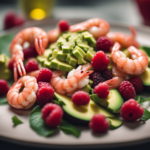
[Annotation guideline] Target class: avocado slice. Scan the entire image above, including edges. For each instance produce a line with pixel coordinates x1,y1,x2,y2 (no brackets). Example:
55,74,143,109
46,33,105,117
105,52,113,70
56,51,68,62
37,56,47,66
49,42,57,50
48,49,59,61
44,49,52,58
78,57,87,65
0,54,6,64
66,54,77,67
72,46,86,58
85,49,96,62
82,84,92,93
54,93,122,128
82,31,96,45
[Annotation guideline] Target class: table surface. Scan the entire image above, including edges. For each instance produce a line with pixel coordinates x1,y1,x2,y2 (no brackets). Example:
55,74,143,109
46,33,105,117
0,0,150,149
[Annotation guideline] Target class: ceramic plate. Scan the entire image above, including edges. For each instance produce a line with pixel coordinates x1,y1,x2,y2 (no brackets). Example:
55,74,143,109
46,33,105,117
0,19,150,149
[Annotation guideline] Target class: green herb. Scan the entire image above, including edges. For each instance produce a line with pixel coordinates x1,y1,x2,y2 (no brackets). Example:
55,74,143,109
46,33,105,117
0,97,8,105
90,94,102,103
52,100,66,106
135,96,150,105
140,46,150,56
140,108,150,121
59,120,80,138
29,105,56,137
12,116,23,127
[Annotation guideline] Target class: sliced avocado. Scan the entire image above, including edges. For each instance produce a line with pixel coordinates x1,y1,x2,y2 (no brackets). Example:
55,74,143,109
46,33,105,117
49,42,57,50
48,49,59,61
50,58,74,72
68,32,79,42
99,89,124,113
82,31,96,45
62,42,75,53
105,52,113,70
0,54,6,64
54,92,122,128
44,60,51,68
89,79,93,86
37,56,47,66
43,49,52,58
82,84,92,93
139,67,150,86
72,46,86,58
56,51,68,62
57,36,66,48
62,32,71,41
78,57,87,65
85,49,96,62
77,41,90,52
66,54,77,67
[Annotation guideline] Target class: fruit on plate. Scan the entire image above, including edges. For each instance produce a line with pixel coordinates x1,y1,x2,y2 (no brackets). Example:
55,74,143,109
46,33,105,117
54,92,122,128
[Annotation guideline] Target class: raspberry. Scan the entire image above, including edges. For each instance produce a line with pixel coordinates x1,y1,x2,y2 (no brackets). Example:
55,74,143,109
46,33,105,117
121,99,144,121
23,46,38,59
36,82,54,107
0,80,9,96
91,51,110,72
13,17,25,26
25,60,39,73
4,12,16,29
91,72,105,88
119,81,136,100
58,20,70,32
42,103,63,127
89,114,109,132
94,82,109,98
8,59,14,71
96,37,112,52
37,68,53,83
72,91,90,106
129,76,143,94
101,69,113,80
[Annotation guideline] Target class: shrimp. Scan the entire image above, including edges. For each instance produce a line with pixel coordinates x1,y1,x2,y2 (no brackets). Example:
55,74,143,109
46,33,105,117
69,18,110,39
111,42,149,75
47,28,61,44
7,76,38,109
50,66,93,95
10,27,48,81
107,26,140,48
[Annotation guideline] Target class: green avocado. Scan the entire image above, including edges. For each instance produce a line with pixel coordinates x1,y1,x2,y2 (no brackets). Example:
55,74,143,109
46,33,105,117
139,67,150,86
85,48,96,62
72,46,86,59
82,31,96,45
66,54,77,67
56,51,68,62
82,84,92,93
54,92,122,128
37,56,47,66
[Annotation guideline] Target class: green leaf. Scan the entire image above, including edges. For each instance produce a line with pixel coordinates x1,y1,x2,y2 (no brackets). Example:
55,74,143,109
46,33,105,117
140,108,150,121
140,46,150,57
90,94,102,103
59,119,80,138
12,116,23,127
135,96,150,105
0,97,8,105
29,105,56,137
52,100,66,106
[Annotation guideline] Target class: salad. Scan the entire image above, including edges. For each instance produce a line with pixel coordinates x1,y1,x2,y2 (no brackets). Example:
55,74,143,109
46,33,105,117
0,18,150,137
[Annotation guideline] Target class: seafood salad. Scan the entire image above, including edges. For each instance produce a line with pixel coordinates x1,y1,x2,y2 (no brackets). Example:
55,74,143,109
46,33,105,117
1,18,150,136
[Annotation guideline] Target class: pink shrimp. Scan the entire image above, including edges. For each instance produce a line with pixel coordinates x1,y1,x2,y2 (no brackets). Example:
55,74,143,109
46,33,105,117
111,42,149,75
69,18,110,39
10,27,48,81
7,76,38,109
50,66,93,95
107,26,140,48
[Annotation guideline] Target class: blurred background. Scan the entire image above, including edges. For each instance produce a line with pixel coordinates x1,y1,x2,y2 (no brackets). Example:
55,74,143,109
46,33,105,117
0,0,150,31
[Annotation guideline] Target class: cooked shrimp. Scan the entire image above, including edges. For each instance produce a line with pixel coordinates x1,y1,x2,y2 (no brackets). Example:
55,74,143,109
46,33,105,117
111,42,149,75
7,76,38,109
47,28,61,44
69,18,110,39
107,26,140,48
27,70,40,78
50,66,93,95
10,27,48,81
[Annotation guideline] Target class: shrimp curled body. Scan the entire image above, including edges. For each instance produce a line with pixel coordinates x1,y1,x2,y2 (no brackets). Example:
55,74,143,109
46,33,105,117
10,27,48,81
69,18,110,39
50,66,93,95
7,76,38,109
111,42,149,75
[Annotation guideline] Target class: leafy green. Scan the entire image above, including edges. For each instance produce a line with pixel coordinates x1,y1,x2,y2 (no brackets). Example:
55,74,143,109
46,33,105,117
90,94,102,103
52,100,66,106
140,46,150,57
29,105,56,137
59,120,80,138
0,97,8,105
140,108,150,121
135,96,150,105
12,115,23,127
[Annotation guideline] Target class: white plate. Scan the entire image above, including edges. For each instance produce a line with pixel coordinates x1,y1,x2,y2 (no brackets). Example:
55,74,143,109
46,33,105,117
0,19,150,149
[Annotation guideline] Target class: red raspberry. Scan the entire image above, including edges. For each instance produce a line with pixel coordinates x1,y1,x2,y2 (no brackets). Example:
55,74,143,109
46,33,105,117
37,68,53,83
4,12,16,29
8,59,14,71
0,80,9,96
42,103,63,127
91,51,110,72
129,76,143,94
96,37,112,52
94,82,109,98
121,99,144,121
13,17,25,26
89,114,109,132
38,82,50,88
101,69,113,80
91,72,105,88
72,91,90,105
58,19,70,32
23,46,38,59
36,82,54,107
119,81,136,100
25,60,39,73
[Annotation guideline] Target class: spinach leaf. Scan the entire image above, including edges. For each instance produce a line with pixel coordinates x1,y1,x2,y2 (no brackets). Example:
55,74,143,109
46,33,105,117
59,119,81,138
140,108,150,121
52,100,66,106
0,96,8,105
29,105,56,137
12,115,23,127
